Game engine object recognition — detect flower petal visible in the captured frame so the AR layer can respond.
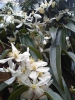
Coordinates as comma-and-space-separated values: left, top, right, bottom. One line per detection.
37, 77, 50, 86
20, 88, 33, 99
3, 67, 9, 72
34, 87, 44, 99
0, 68, 5, 72
16, 23, 23, 28
37, 61, 47, 67
8, 60, 16, 69
16, 52, 30, 62
37, 67, 49, 72
5, 77, 16, 85
21, 70, 31, 81
39, 72, 51, 80
0, 57, 13, 64
21, 78, 32, 86
11, 43, 18, 53
29, 71, 38, 80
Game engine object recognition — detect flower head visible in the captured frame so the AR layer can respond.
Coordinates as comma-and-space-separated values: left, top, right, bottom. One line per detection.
20, 76, 52, 100
27, 60, 49, 80
0, 43, 30, 64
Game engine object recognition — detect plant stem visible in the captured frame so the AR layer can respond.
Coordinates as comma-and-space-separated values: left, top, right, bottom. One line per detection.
28, 92, 35, 100
35, 93, 45, 100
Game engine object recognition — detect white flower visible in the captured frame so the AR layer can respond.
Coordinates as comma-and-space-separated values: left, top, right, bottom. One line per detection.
38, 72, 51, 81
20, 77, 52, 100
40, 0, 53, 9
11, 43, 28, 60
0, 59, 31, 85
7, 60, 30, 78
35, 7, 45, 14
0, 57, 14, 64
43, 40, 47, 45
13, 11, 23, 17
27, 60, 49, 80
34, 13, 42, 22
48, 0, 53, 7
0, 43, 30, 64
0, 23, 4, 28
16, 13, 33, 28
0, 60, 22, 84
8, 59, 16, 70
17, 61, 31, 83
4, 15, 14, 24
66, 36, 71, 48
3, 60, 22, 77
16, 23, 23, 28
51, 1, 56, 8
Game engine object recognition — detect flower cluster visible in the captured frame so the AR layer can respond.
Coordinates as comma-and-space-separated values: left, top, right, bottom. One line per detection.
0, 0, 73, 51
0, 0, 74, 99
0, 43, 52, 100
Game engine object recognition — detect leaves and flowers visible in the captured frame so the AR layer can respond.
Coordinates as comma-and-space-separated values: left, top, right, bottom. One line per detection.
0, 0, 75, 100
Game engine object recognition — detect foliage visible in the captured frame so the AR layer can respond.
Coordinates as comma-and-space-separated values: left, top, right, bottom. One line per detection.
0, 0, 75, 100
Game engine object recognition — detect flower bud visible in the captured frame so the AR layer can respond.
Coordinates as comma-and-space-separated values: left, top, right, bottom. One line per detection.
51, 2, 56, 8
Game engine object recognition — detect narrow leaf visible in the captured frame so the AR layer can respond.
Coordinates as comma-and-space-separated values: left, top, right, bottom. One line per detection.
44, 88, 63, 100
56, 46, 64, 91
8, 85, 29, 100
52, 79, 66, 100
0, 49, 11, 59
56, 29, 67, 50
68, 52, 75, 62
0, 82, 8, 91
62, 50, 75, 62
64, 22, 75, 33
62, 78, 71, 100
19, 34, 39, 60
0, 77, 15, 91
71, 16, 75, 22
49, 27, 58, 44
29, 46, 42, 59
50, 46, 59, 83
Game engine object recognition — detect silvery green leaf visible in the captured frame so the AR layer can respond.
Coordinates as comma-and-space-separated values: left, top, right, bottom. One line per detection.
68, 52, 75, 62
49, 27, 58, 44
0, 77, 15, 91
63, 22, 75, 33
55, 29, 67, 50
50, 46, 64, 91
44, 88, 63, 100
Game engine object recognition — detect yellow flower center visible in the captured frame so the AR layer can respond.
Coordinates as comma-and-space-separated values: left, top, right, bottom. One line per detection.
22, 68, 26, 74
1, 20, 4, 23
33, 66, 36, 71
46, 3, 48, 6
8, 52, 18, 58
17, 78, 22, 84
7, 11, 11, 15
38, 8, 45, 14
21, 19, 24, 23
52, 2, 56, 8
14, 53, 18, 58
38, 72, 43, 77
30, 58, 34, 64
32, 11, 34, 15
31, 84, 36, 89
